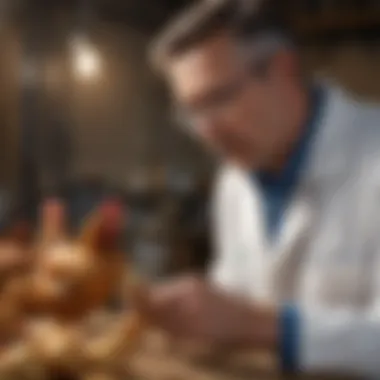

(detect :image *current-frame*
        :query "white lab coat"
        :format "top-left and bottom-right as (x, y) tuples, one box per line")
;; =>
(209, 83), (380, 376)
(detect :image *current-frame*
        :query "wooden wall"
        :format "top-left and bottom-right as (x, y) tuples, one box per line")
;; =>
(304, 43), (380, 99)
(0, 21), (21, 194)
(1, 14), (380, 196)
(67, 21), (212, 191)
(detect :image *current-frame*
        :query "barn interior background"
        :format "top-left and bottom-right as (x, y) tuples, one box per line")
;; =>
(0, 0), (379, 278)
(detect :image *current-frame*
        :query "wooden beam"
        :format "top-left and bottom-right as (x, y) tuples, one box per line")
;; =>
(293, 9), (380, 35)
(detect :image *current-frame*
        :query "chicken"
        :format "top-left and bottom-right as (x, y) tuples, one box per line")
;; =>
(0, 199), (149, 380)
(0, 220), (34, 343)
(25, 199), (127, 320)
(0, 221), (33, 287)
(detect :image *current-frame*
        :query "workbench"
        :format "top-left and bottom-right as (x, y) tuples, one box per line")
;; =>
(128, 332), (354, 380)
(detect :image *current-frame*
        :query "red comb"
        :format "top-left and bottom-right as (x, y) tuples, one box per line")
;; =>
(100, 198), (123, 215)
(96, 199), (125, 250)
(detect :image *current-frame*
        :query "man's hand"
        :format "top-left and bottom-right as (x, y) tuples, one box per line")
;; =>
(140, 275), (279, 350)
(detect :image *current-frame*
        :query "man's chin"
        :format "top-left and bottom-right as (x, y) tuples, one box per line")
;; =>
(212, 147), (259, 170)
(228, 154), (259, 171)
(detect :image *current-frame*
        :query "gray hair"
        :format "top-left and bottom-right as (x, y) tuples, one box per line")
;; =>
(237, 31), (295, 71)
(149, 0), (292, 75)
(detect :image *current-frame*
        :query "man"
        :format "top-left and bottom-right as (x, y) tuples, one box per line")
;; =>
(141, 0), (380, 376)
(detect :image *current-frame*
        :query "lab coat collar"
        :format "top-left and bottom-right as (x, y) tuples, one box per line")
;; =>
(265, 83), (356, 300)
(212, 82), (363, 302)
(225, 82), (354, 196)
(240, 83), (354, 290)
(303, 82), (355, 188)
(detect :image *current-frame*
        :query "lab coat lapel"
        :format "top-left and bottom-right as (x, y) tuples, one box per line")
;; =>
(269, 181), (317, 301)
(235, 83), (354, 302)
(268, 84), (351, 300)
(247, 176), (315, 301)
(235, 171), (272, 300)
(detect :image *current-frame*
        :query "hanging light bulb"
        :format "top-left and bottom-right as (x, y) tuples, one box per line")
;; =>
(71, 36), (102, 81)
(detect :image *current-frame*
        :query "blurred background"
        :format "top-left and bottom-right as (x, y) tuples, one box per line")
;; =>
(0, 0), (379, 279)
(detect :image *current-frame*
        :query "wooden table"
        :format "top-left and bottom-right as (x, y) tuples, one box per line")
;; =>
(128, 332), (353, 380)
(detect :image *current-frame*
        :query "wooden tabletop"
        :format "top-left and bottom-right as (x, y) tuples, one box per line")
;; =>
(128, 332), (352, 380)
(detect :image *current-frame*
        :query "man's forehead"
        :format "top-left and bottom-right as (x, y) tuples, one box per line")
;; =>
(167, 33), (243, 99)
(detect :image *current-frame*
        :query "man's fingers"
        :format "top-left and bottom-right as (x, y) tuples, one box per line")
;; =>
(134, 281), (196, 338)
(128, 279), (203, 340)
(39, 198), (67, 244)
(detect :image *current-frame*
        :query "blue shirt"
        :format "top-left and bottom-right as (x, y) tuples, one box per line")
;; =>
(255, 86), (325, 242)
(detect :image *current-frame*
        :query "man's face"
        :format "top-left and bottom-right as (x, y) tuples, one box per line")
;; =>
(167, 33), (294, 169)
